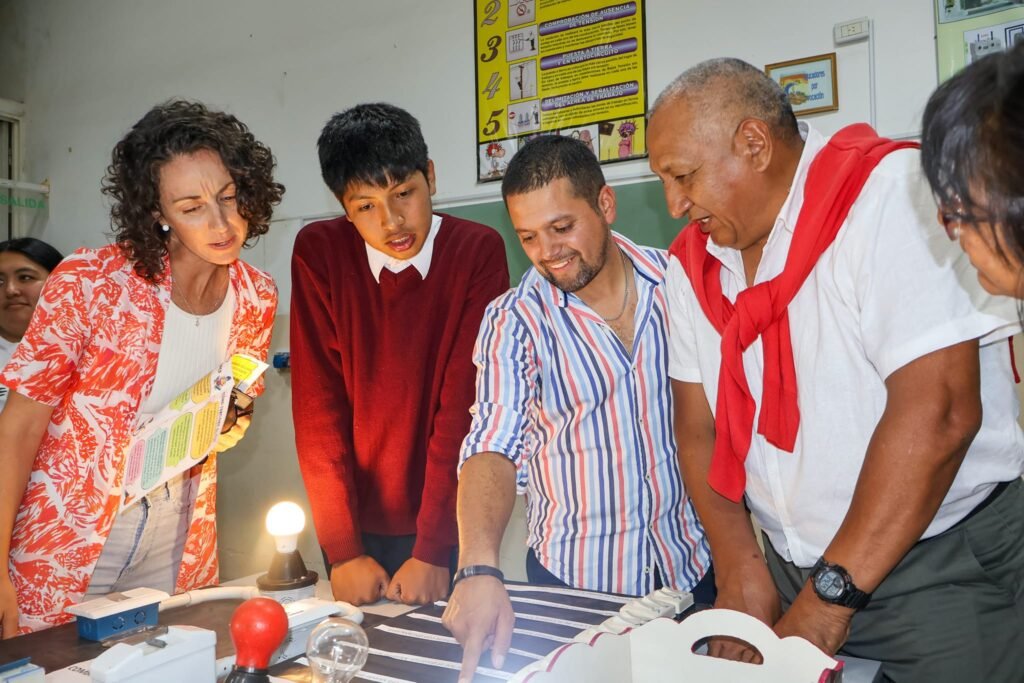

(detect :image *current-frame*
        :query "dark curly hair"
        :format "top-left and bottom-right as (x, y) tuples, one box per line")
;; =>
(922, 42), (1024, 265)
(102, 99), (285, 282)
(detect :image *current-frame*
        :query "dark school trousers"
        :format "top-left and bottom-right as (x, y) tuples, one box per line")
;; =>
(764, 478), (1024, 683)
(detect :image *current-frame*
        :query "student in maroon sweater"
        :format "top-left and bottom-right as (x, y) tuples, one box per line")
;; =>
(291, 103), (509, 607)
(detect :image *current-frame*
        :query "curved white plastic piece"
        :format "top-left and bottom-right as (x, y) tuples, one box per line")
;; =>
(636, 596), (674, 618)
(513, 609), (843, 683)
(573, 627), (602, 643)
(650, 588), (693, 614)
(595, 616), (632, 635)
(619, 601), (660, 623)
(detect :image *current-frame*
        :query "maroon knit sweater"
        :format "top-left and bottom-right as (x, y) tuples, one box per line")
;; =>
(290, 213), (510, 566)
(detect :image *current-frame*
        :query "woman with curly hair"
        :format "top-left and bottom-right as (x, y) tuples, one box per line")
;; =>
(0, 100), (283, 636)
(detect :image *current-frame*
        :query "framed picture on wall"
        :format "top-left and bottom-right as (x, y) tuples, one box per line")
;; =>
(765, 52), (838, 116)
(937, 0), (1021, 24)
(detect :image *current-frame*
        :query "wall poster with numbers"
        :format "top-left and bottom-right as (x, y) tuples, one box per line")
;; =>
(474, 0), (648, 182)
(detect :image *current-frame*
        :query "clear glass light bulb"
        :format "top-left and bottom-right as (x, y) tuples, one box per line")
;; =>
(306, 617), (369, 683)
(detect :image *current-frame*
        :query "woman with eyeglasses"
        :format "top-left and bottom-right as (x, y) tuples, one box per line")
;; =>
(0, 238), (64, 412)
(921, 41), (1024, 298)
(0, 100), (282, 637)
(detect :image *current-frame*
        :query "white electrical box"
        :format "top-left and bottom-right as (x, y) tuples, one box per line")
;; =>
(834, 17), (870, 44)
(90, 625), (216, 683)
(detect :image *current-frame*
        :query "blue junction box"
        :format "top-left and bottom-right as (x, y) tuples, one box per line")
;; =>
(64, 588), (168, 642)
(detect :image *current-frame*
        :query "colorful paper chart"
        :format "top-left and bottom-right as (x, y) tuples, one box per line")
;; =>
(122, 354), (267, 506)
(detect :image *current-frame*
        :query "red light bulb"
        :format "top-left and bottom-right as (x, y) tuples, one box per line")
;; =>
(230, 597), (289, 670)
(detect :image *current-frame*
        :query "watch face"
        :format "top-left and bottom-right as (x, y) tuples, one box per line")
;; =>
(814, 568), (846, 600)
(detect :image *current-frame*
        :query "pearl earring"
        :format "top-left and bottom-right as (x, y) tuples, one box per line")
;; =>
(161, 224), (170, 233)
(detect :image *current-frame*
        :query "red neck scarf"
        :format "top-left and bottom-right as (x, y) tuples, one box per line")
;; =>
(669, 124), (919, 502)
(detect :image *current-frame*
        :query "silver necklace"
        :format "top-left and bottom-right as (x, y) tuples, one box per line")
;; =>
(173, 281), (202, 327)
(602, 248), (632, 323)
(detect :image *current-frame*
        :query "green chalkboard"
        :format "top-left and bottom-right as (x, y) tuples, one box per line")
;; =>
(443, 179), (685, 281)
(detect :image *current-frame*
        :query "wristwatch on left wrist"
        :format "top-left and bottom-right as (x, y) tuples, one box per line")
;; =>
(452, 565), (504, 588)
(809, 557), (872, 610)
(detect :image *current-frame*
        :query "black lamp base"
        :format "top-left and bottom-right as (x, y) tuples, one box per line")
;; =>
(257, 550), (319, 592)
(224, 666), (271, 683)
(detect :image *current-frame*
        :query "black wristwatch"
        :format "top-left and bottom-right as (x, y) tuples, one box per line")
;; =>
(452, 565), (504, 587)
(809, 557), (872, 610)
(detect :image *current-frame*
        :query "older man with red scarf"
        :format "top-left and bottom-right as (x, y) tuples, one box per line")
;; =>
(648, 58), (1024, 683)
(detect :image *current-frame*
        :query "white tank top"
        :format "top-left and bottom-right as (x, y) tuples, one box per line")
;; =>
(138, 286), (235, 419)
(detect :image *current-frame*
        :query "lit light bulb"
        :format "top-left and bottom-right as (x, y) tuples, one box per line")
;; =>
(259, 501), (317, 599)
(266, 501), (305, 553)
(306, 617), (369, 683)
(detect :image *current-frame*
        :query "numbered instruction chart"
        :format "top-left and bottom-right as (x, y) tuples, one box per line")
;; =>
(474, 0), (648, 181)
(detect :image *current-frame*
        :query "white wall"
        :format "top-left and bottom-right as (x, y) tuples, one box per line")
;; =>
(0, 1), (26, 103)
(5, 0), (938, 257)
(1, 0), (943, 580)
(647, 2), (937, 141)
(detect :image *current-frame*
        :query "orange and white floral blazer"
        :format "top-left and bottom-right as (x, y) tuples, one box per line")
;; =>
(1, 244), (276, 633)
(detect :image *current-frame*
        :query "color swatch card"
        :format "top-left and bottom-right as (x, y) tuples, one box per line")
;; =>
(122, 353), (267, 507)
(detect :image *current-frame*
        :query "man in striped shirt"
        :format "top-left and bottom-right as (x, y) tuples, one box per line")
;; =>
(442, 136), (712, 681)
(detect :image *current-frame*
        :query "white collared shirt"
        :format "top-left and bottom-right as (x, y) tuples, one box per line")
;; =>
(365, 214), (442, 283)
(666, 122), (1024, 567)
(0, 335), (17, 410)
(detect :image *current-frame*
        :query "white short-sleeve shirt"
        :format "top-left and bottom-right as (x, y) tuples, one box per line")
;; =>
(0, 336), (16, 410)
(666, 122), (1024, 568)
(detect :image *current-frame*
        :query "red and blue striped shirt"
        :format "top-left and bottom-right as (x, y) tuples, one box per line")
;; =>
(460, 233), (710, 596)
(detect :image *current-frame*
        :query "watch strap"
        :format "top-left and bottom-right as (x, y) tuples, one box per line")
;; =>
(811, 557), (872, 610)
(453, 565), (505, 587)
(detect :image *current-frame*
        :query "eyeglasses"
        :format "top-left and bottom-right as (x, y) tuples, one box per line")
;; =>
(221, 388), (255, 433)
(939, 195), (995, 242)
(937, 193), (966, 241)
(939, 209), (963, 241)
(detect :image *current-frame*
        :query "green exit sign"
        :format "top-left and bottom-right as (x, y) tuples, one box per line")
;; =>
(0, 195), (47, 210)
